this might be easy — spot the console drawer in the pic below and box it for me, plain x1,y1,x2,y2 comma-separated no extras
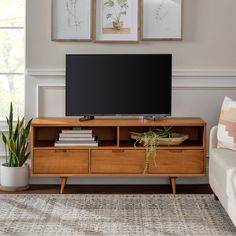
33,149,89,174
91,149,145,173
148,149,204,174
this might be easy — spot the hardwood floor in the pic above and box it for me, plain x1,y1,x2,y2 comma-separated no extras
0,184,213,194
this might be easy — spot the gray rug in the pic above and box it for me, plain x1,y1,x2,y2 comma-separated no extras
0,194,235,236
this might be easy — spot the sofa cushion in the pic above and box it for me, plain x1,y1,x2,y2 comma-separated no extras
217,96,236,151
210,148,236,200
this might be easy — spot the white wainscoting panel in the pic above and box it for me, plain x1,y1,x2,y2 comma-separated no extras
37,85,65,117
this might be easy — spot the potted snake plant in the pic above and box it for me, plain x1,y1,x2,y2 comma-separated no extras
0,102,32,191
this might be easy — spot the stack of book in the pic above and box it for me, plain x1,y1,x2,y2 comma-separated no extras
54,128,98,147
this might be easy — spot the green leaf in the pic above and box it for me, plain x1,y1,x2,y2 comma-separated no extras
104,0,114,7
1,132,8,163
1,132,7,145
21,151,30,167
8,138,19,167
106,13,112,19
19,117,25,130
132,126,173,159
24,119,32,138
117,0,128,6
13,117,20,142
9,102,13,139
118,0,128,8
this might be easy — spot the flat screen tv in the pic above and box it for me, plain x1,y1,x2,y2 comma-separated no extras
66,54,172,117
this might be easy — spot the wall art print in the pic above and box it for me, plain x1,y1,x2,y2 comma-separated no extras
94,0,140,42
142,0,182,40
52,0,92,41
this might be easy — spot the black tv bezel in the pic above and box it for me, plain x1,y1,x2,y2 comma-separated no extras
66,54,172,117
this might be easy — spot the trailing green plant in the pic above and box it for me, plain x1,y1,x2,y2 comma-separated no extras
1,102,32,167
104,0,128,23
132,126,173,173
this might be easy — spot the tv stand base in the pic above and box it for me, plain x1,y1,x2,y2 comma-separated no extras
79,116,95,121
30,117,206,195
59,176,178,194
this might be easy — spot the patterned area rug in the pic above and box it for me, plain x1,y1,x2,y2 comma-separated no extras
0,194,235,236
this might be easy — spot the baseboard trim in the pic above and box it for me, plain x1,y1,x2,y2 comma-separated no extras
0,184,212,194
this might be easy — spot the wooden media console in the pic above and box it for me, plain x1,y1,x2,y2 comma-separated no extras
30,117,206,194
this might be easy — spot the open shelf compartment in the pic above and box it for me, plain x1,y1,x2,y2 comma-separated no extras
119,125,204,148
33,126,118,148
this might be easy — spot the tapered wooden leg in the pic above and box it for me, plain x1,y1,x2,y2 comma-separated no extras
60,177,68,194
169,177,177,194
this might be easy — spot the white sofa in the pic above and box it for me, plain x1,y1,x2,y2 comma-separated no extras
209,126,236,226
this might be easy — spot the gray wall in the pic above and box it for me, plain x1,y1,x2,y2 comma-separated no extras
26,0,236,68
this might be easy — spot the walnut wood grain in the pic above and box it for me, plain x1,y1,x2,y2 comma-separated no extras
30,117,207,194
33,149,89,174
148,150,204,174
91,149,145,174
31,117,206,127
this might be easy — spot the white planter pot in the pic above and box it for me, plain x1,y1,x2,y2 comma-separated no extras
0,164,29,191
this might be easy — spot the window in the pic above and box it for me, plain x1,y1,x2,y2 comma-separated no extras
0,0,25,121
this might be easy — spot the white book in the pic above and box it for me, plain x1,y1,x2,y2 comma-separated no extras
59,133,93,138
55,138,98,144
61,129,93,134
54,142,98,147
59,137,95,141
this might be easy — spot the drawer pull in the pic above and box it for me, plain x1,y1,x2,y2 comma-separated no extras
169,150,183,153
112,149,125,153
55,149,67,153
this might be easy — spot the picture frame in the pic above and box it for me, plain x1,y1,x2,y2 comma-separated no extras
141,0,183,40
94,0,140,43
51,0,93,41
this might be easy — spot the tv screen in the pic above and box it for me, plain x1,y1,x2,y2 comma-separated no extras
66,54,172,116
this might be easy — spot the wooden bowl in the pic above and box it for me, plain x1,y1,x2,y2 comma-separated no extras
130,133,189,146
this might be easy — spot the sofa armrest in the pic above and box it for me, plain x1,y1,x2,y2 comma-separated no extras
233,172,236,196
209,126,218,157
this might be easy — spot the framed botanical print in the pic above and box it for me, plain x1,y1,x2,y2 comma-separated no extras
141,0,183,40
94,0,140,42
52,0,93,41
